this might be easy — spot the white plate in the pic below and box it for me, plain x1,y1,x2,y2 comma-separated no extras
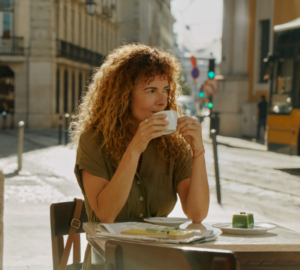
144,217,192,227
212,222,276,235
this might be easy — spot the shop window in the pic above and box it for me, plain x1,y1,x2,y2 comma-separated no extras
0,65,14,114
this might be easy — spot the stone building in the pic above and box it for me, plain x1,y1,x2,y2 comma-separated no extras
0,0,175,129
118,0,175,50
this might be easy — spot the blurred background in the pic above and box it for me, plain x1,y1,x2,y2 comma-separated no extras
1,0,300,269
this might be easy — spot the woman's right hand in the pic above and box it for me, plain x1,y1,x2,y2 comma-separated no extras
128,114,169,154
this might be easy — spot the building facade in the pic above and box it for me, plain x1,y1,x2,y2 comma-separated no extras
0,0,175,129
214,0,300,137
118,0,175,50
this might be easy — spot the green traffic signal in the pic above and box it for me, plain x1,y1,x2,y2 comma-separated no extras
208,71,215,79
208,102,213,108
199,92,204,98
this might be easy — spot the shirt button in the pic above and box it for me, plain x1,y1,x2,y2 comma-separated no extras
139,213,144,218
137,181,141,185
139,196,144,201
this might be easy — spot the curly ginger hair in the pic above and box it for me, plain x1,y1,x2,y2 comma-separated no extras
71,43,191,168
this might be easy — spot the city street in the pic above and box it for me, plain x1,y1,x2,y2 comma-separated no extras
0,118,300,269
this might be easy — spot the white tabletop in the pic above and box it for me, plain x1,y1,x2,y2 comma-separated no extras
83,222,300,253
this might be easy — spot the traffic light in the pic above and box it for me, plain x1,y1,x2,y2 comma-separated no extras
199,92,204,98
208,102,213,109
208,58,215,79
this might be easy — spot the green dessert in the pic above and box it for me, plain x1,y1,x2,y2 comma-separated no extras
232,212,254,228
247,213,254,228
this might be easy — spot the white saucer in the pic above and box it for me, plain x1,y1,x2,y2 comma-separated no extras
144,217,192,227
212,222,276,235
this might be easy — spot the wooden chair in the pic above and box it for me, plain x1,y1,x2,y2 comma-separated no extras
104,239,238,270
50,200,89,270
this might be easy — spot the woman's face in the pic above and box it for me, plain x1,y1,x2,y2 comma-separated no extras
131,74,169,126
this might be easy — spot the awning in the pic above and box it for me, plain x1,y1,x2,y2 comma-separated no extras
274,17,300,32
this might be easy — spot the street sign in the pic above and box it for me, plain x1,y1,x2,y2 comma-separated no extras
191,67,200,79
190,56,197,68
202,79,219,96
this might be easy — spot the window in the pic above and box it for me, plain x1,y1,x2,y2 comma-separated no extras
0,0,11,9
64,70,68,113
72,10,75,43
270,59,293,114
72,73,75,112
78,73,82,103
56,70,60,113
1,13,12,37
96,19,98,52
91,20,93,50
64,6,67,41
259,20,270,83
102,22,105,53
85,17,88,47
0,66,14,114
78,13,81,46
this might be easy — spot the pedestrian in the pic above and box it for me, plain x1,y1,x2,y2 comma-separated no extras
255,94,268,142
70,44,209,269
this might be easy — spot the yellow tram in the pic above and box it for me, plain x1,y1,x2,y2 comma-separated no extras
266,18,300,156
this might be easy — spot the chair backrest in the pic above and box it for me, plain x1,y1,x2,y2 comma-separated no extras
105,239,238,270
50,201,88,270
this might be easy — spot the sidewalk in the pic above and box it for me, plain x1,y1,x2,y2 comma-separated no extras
1,118,299,269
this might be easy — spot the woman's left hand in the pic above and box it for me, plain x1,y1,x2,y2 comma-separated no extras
176,116,204,154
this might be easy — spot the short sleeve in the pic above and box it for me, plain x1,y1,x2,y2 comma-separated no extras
173,149,193,187
258,102,261,109
76,129,110,184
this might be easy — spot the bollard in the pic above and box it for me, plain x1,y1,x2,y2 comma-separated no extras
18,121,25,171
58,115,62,145
65,114,69,145
211,129,221,204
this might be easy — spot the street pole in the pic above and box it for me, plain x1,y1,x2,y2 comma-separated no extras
65,114,69,145
58,115,62,145
211,129,221,204
17,121,25,171
194,81,198,116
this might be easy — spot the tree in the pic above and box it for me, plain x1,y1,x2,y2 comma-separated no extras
179,74,192,95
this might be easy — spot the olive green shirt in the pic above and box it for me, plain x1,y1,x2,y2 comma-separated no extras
74,129,193,269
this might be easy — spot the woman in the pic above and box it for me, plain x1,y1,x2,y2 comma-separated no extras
72,44,209,268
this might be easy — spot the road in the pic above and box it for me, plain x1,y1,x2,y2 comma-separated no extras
0,118,300,269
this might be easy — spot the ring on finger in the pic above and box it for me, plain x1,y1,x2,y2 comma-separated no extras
192,121,196,125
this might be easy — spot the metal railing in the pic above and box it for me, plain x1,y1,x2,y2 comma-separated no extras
0,37,24,55
56,39,105,66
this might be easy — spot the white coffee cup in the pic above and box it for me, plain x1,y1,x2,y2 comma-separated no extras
154,110,178,135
